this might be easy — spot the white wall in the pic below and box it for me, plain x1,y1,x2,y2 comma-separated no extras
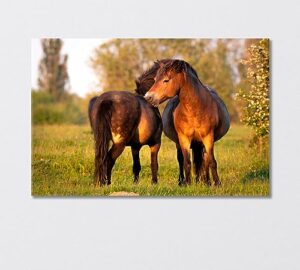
0,0,299,269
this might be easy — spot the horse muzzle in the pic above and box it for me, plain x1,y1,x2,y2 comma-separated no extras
144,93,159,107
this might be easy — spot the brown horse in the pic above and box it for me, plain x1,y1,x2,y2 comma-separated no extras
89,63,163,186
145,59,230,186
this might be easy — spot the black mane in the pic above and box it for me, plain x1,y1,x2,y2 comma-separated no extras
135,59,172,96
156,59,199,81
135,59,200,95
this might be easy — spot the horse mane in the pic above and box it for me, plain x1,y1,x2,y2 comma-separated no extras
135,59,173,96
156,59,200,82
135,59,201,95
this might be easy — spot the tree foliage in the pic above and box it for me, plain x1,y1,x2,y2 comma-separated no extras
38,39,69,100
90,39,240,121
237,39,270,142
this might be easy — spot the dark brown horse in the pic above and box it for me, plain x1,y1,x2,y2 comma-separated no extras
145,59,230,186
88,96,98,131
89,63,163,186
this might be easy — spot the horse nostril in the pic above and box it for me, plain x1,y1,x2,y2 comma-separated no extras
145,95,152,102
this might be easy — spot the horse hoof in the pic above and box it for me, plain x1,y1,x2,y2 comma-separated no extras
178,181,187,187
204,181,211,186
133,178,139,184
151,176,158,184
214,181,221,187
178,176,185,186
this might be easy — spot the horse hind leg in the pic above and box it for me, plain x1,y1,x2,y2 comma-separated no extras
192,142,204,183
176,144,185,185
210,153,221,186
106,142,126,185
131,146,141,184
150,143,160,184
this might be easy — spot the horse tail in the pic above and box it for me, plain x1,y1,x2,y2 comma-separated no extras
94,99,113,186
192,142,203,178
88,96,98,131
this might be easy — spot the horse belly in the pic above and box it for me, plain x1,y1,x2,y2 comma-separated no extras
214,105,230,141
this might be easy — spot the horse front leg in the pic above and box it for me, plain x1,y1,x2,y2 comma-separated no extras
202,151,211,186
203,135,221,186
178,134,192,185
150,143,160,184
131,146,141,184
106,142,126,185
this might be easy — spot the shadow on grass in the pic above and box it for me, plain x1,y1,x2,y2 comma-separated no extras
241,166,269,183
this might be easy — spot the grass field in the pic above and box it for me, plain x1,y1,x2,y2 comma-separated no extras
32,124,270,197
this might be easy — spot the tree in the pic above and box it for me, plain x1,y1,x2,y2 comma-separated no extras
38,39,69,100
90,38,240,121
192,40,238,121
237,39,270,151
235,39,260,120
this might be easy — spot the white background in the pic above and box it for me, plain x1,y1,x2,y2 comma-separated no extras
0,0,299,269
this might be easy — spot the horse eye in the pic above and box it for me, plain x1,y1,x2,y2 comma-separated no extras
163,79,170,83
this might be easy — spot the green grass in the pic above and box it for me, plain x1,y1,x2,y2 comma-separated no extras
32,124,270,197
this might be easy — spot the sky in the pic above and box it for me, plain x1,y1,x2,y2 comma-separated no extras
31,38,109,97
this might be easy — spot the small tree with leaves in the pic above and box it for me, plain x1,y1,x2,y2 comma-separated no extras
237,39,270,151
38,39,69,100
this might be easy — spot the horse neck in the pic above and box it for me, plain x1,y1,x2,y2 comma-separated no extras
178,76,209,112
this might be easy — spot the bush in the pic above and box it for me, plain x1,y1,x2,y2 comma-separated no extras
32,91,87,125
237,39,269,151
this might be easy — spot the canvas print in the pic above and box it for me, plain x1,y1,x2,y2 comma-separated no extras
31,38,270,196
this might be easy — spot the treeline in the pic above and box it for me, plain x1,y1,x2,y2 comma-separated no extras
91,39,246,121
32,38,269,139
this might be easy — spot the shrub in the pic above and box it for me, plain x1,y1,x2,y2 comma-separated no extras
32,91,87,125
237,39,270,151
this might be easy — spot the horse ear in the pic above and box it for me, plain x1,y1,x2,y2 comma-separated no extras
180,61,189,73
182,62,188,81
182,61,188,73
156,60,165,68
172,60,184,73
135,79,140,89
183,68,187,81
